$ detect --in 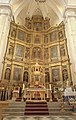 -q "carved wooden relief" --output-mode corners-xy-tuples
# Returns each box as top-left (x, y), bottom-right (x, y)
(44, 48), (49, 59)
(58, 31), (63, 39)
(60, 44), (66, 56)
(44, 35), (48, 43)
(25, 47), (30, 59)
(26, 34), (31, 43)
(32, 47), (42, 59)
